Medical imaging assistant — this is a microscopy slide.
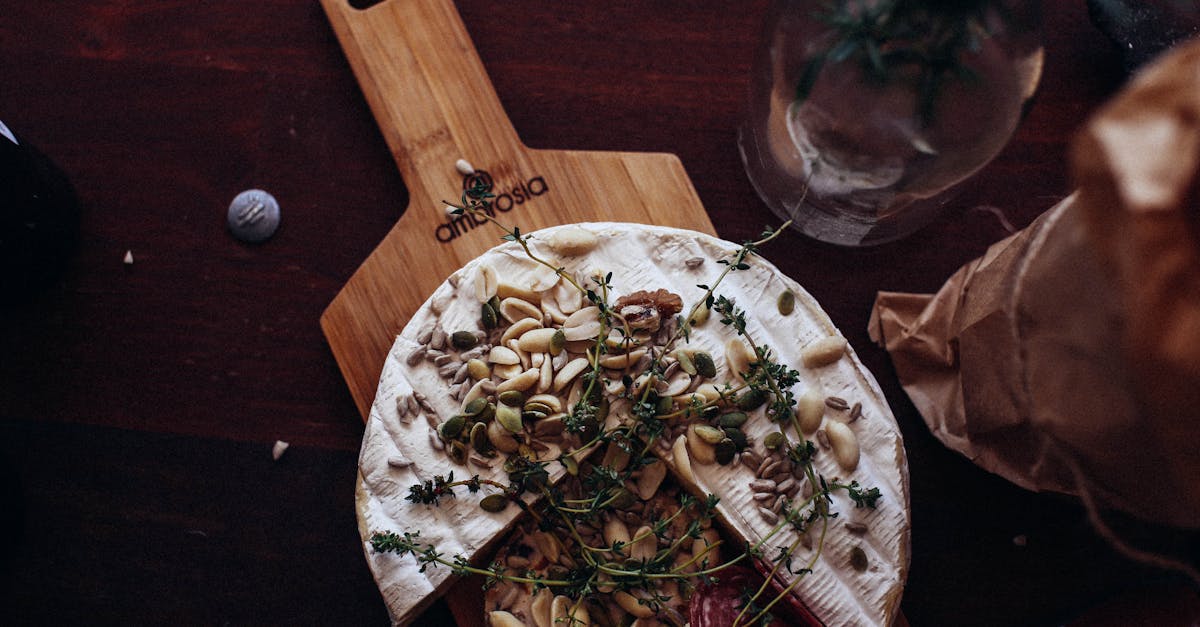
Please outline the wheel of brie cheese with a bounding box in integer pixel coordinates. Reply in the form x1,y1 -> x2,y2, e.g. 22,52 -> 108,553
356,222 -> 910,627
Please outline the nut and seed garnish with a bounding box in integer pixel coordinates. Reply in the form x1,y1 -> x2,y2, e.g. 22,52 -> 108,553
825,395 -> 850,411
849,546 -> 869,572
366,188 -> 885,627
777,289 -> 796,316
844,521 -> 869,535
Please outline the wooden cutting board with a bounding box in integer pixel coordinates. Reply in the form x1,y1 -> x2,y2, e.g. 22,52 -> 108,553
319,0 -> 717,421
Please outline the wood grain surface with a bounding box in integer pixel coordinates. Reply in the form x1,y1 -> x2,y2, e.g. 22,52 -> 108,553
319,0 -> 713,419
1,2 -> 1197,626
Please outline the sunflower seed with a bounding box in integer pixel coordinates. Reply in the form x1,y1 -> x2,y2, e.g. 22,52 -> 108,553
775,478 -> 796,495
684,256 -> 704,269
825,396 -> 849,411
413,391 -> 436,414
430,291 -> 451,315
430,327 -> 447,350
461,344 -> 488,362
417,325 -> 435,345
845,521 -> 868,535
753,492 -> 774,502
816,428 -> 831,450
748,480 -> 774,494
757,506 -> 779,524
387,455 -> 412,468
406,346 -> 427,366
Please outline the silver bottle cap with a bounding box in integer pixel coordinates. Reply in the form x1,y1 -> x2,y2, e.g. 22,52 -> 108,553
227,189 -> 280,243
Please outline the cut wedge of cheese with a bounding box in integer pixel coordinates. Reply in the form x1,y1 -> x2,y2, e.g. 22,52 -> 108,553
356,223 -> 910,626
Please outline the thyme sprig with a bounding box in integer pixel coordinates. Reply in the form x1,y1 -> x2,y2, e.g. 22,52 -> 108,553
405,471 -> 508,506
370,207 -> 882,625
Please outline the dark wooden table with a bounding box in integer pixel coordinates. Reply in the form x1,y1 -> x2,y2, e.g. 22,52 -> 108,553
2,2 -> 1197,625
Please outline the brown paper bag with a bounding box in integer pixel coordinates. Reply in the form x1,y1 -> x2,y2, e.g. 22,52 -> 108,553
869,39 -> 1200,530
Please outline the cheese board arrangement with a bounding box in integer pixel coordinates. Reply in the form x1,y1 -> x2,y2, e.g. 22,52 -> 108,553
318,1 -> 910,625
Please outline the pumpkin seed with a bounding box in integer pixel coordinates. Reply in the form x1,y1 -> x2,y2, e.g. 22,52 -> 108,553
717,412 -> 748,428
462,397 -> 488,417
714,438 -> 736,465
736,389 -> 768,411
764,431 -> 786,450
694,425 -> 726,444
496,404 -> 524,433
487,419 -> 520,453
438,415 -> 466,439
451,329 -> 477,348
498,390 -> 526,406
550,329 -> 565,355
480,493 -> 509,513
524,401 -> 554,416
692,351 -> 716,378
655,395 -> 673,416
447,440 -> 468,464
778,289 -> 795,316
522,409 -> 548,422
466,358 -> 491,381
470,421 -> 491,452
481,302 -> 499,329
723,427 -> 748,450
562,455 -> 579,476
675,350 -> 697,376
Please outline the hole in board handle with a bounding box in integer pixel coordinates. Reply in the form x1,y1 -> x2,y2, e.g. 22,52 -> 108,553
348,0 -> 386,9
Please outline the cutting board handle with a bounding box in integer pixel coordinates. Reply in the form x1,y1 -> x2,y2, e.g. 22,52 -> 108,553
321,0 -> 523,205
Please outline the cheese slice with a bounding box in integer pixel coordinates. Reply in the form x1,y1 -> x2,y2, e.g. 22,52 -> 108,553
356,223 -> 910,626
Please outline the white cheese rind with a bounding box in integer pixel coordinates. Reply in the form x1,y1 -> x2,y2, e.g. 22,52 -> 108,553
357,223 -> 910,626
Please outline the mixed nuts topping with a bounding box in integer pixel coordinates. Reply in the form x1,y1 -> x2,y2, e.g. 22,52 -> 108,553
369,207 -> 885,627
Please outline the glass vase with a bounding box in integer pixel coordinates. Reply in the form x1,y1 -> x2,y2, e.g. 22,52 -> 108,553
738,0 -> 1043,246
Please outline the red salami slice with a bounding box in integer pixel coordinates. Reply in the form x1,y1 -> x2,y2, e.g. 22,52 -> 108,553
689,563 -> 822,627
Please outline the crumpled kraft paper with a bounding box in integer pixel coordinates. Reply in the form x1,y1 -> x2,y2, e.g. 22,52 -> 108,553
869,39 -> 1200,529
